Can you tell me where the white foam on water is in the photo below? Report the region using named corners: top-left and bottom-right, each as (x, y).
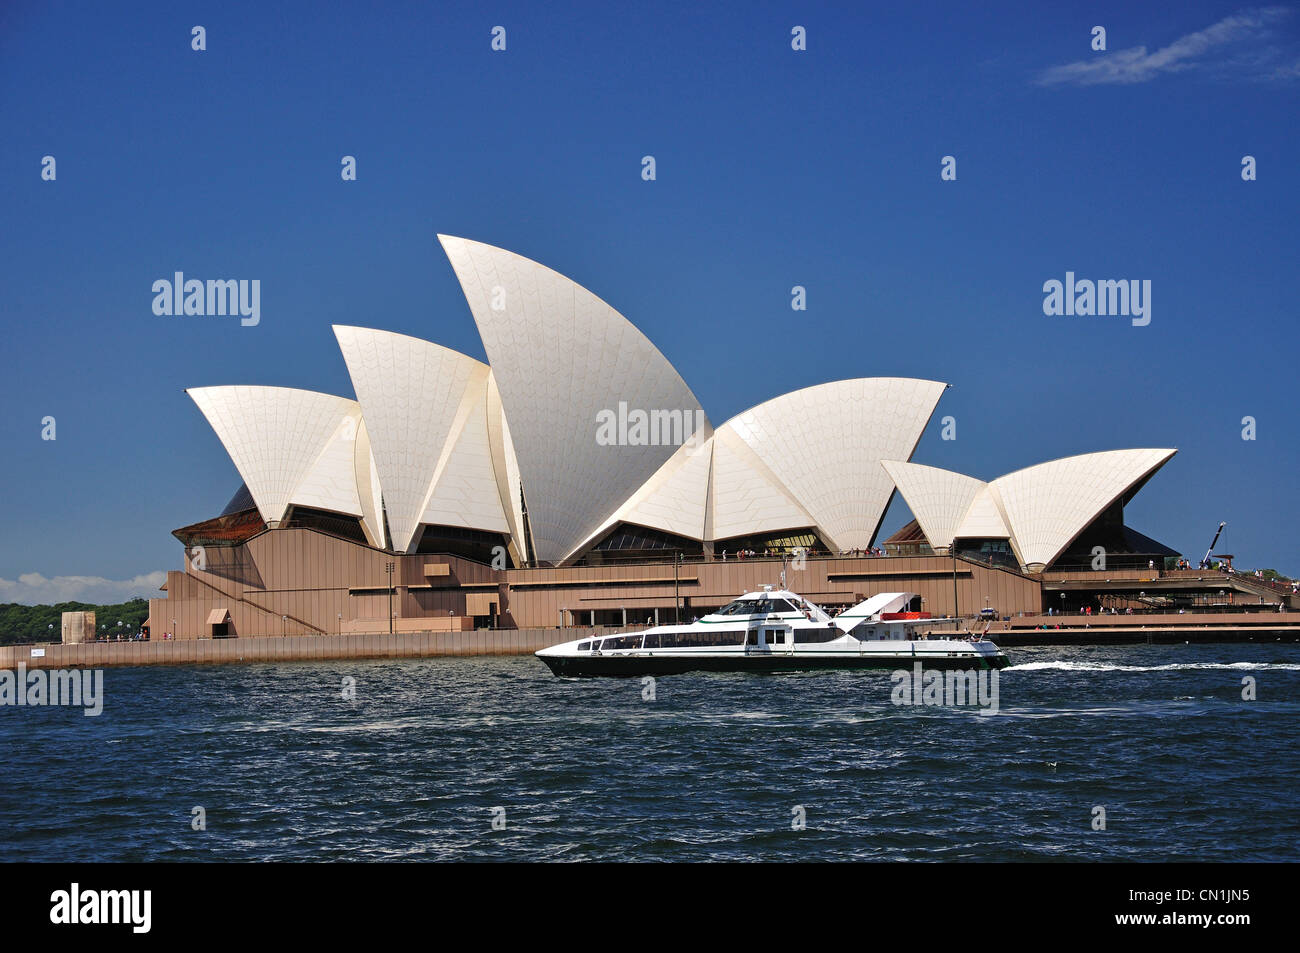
top-left (1006, 661), bottom-right (1300, 673)
top-left (991, 706), bottom-right (1143, 719)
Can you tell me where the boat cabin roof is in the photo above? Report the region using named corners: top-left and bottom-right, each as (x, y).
top-left (732, 587), bottom-right (803, 601)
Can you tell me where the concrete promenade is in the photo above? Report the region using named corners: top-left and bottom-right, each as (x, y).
top-left (6, 616), bottom-right (1298, 669)
top-left (992, 611), bottom-right (1300, 646)
top-left (0, 627), bottom-right (627, 671)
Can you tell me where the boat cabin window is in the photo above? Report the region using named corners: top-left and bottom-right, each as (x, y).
top-left (601, 635), bottom-right (644, 650)
top-left (767, 599), bottom-right (797, 613)
top-left (648, 630), bottom-right (745, 648)
top-left (793, 627), bottom-right (842, 644)
top-left (577, 641), bottom-right (592, 651)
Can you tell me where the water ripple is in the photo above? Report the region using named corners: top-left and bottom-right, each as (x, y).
top-left (1, 643), bottom-right (1297, 861)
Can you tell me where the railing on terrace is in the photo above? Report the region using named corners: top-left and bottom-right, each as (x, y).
top-left (1034, 603), bottom-right (1288, 618)
top-left (554, 550), bottom-right (901, 569)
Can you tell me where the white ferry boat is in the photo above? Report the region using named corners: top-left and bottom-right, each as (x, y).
top-left (536, 586), bottom-right (1008, 677)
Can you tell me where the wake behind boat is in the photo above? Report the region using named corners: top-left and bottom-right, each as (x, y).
top-left (536, 586), bottom-right (1009, 677)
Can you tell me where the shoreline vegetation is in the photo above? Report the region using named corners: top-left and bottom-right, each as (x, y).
top-left (0, 598), bottom-right (149, 646)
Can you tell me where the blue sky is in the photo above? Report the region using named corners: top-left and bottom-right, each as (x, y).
top-left (2, 1), bottom-right (1297, 603)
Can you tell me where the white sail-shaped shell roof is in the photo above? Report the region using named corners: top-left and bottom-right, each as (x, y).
top-left (187, 386), bottom-right (361, 527)
top-left (183, 236), bottom-right (1177, 574)
top-left (723, 378), bottom-right (946, 551)
top-left (990, 448), bottom-right (1177, 571)
top-left (709, 428), bottom-right (817, 542)
top-left (880, 460), bottom-right (987, 554)
top-left (439, 234), bottom-right (709, 564)
top-left (485, 372), bottom-right (527, 562)
top-left (334, 326), bottom-right (508, 553)
top-left (291, 406), bottom-right (367, 517)
top-left (352, 419), bottom-right (387, 549)
top-left (886, 449), bottom-right (1176, 571)
top-left (954, 486), bottom-right (1010, 540)
top-left (568, 434), bottom-right (717, 560)
top-left (567, 378), bottom-right (947, 560)
top-left (418, 376), bottom-right (511, 534)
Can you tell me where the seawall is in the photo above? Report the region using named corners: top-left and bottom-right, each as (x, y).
top-left (0, 627), bottom-right (626, 671)
top-left (992, 625), bottom-right (1300, 646)
top-left (7, 621), bottom-right (1298, 670)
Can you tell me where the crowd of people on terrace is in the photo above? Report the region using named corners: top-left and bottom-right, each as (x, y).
top-left (89, 630), bottom-right (151, 642)
top-left (716, 546), bottom-right (885, 560)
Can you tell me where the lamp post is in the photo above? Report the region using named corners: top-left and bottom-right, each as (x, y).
top-left (281, 614), bottom-right (287, 636)
top-left (337, 612), bottom-right (342, 636)
top-left (674, 550), bottom-right (681, 625)
top-left (951, 548), bottom-right (959, 629)
top-left (386, 560), bottom-right (395, 636)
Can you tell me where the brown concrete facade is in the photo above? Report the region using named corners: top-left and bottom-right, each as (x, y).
top-left (502, 553), bottom-right (1041, 628)
top-left (149, 528), bottom-right (499, 640)
top-left (142, 526), bottom-right (1045, 641)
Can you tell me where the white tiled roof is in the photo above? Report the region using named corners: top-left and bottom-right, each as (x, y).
top-left (185, 238), bottom-right (1174, 573)
top-left (439, 234), bottom-right (708, 564)
top-left (887, 449), bottom-right (1177, 570)
top-left (568, 434), bottom-right (717, 559)
top-left (880, 460), bottom-right (987, 551)
top-left (709, 427), bottom-right (817, 541)
top-left (724, 378), bottom-right (946, 550)
top-left (955, 487), bottom-right (1010, 540)
top-left (990, 448), bottom-right (1177, 570)
top-left (334, 325), bottom-right (507, 553)
top-left (187, 386), bottom-right (360, 526)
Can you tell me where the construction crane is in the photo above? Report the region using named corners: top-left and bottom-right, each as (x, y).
top-left (1200, 521), bottom-right (1226, 570)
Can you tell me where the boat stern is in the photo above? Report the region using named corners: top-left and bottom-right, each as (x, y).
top-left (974, 640), bottom-right (1011, 669)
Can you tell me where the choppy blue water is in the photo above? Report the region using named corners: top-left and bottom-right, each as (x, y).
top-left (2, 644), bottom-right (1297, 861)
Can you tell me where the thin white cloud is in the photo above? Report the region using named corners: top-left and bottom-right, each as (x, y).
top-left (0, 571), bottom-right (167, 606)
top-left (1037, 8), bottom-right (1293, 86)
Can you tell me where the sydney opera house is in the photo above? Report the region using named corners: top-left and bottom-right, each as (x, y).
top-left (149, 236), bottom-right (1188, 640)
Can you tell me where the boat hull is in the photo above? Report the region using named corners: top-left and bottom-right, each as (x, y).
top-left (539, 650), bottom-right (1008, 678)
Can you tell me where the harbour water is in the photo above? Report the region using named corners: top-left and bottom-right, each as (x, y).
top-left (2, 644), bottom-right (1297, 862)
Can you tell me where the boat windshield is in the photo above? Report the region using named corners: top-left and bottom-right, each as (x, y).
top-left (717, 597), bottom-right (798, 616)
top-left (717, 599), bottom-right (761, 616)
